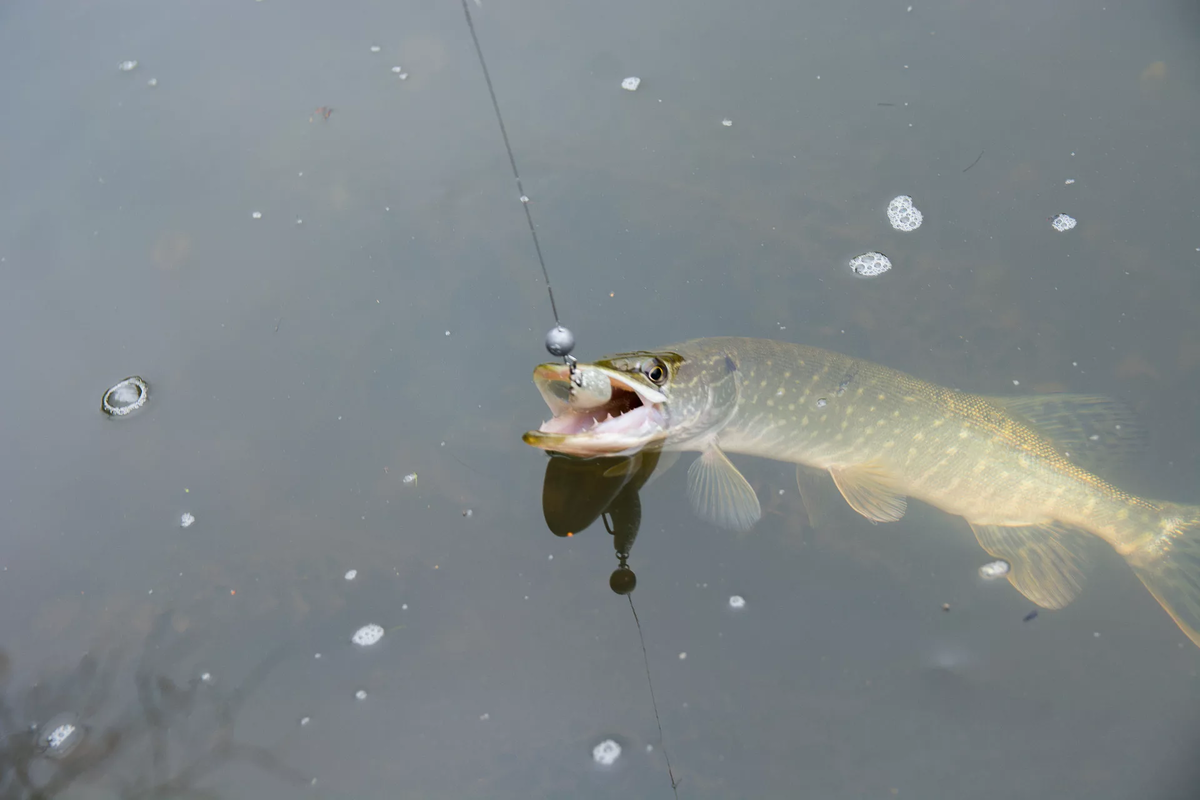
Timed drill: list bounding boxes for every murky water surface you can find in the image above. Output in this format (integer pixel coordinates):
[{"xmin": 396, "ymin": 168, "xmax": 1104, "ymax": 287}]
[{"xmin": 1, "ymin": 0, "xmax": 1199, "ymax": 797}]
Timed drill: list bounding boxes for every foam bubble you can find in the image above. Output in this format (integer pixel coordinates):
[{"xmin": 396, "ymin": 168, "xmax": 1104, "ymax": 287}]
[
  {"xmin": 978, "ymin": 560, "xmax": 1010, "ymax": 579},
  {"xmin": 848, "ymin": 252, "xmax": 892, "ymax": 277},
  {"xmin": 352, "ymin": 623, "xmax": 384, "ymax": 646},
  {"xmin": 887, "ymin": 195, "xmax": 923, "ymax": 232},
  {"xmin": 728, "ymin": 595, "xmax": 746, "ymax": 609},
  {"xmin": 1051, "ymin": 213, "xmax": 1077, "ymax": 232},
  {"xmin": 593, "ymin": 739, "xmax": 621, "ymax": 766},
  {"xmin": 621, "ymin": 77, "xmax": 640, "ymax": 91}
]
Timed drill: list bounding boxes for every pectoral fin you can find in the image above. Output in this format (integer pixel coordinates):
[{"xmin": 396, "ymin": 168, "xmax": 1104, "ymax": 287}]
[
  {"xmin": 687, "ymin": 446, "xmax": 761, "ymax": 532},
  {"xmin": 970, "ymin": 522, "xmax": 1091, "ymax": 609},
  {"xmin": 828, "ymin": 461, "xmax": 908, "ymax": 523}
]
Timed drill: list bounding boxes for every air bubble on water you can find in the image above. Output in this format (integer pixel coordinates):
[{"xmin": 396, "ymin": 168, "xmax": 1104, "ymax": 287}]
[
  {"xmin": 621, "ymin": 77, "xmax": 641, "ymax": 91},
  {"xmin": 1051, "ymin": 213, "xmax": 1076, "ymax": 232},
  {"xmin": 355, "ymin": 689, "xmax": 367, "ymax": 700},
  {"xmin": 398, "ymin": 73, "xmax": 409, "ymax": 80},
  {"xmin": 978, "ymin": 560, "xmax": 1010, "ymax": 579},
  {"xmin": 1064, "ymin": 178, "xmax": 1075, "ymax": 185},
  {"xmin": 391, "ymin": 66, "xmax": 403, "ymax": 74},
  {"xmin": 370, "ymin": 45, "xmax": 381, "ymax": 53},
  {"xmin": 816, "ymin": 397, "xmax": 827, "ymax": 408},
  {"xmin": 520, "ymin": 195, "xmax": 529, "ymax": 203},
  {"xmin": 251, "ymin": 211, "xmax": 262, "ymax": 220},
  {"xmin": 147, "ymin": 78, "xmax": 157, "ymax": 87},
  {"xmin": 729, "ymin": 595, "xmax": 746, "ymax": 609},
  {"xmin": 200, "ymin": 672, "xmax": 214, "ymax": 684},
  {"xmin": 592, "ymin": 739, "xmax": 621, "ymax": 766},
  {"xmin": 344, "ymin": 569, "xmax": 357, "ymax": 580},
  {"xmin": 678, "ymin": 652, "xmax": 687, "ymax": 660},
  {"xmin": 403, "ymin": 473, "xmax": 418, "ymax": 485},
  {"xmin": 38, "ymin": 713, "xmax": 84, "ymax": 759},
  {"xmin": 352, "ymin": 623, "xmax": 384, "ymax": 646},
  {"xmin": 848, "ymin": 251, "xmax": 892, "ymax": 278},
  {"xmin": 180, "ymin": 513, "xmax": 195, "ymax": 529},
  {"xmin": 101, "ymin": 376, "xmax": 148, "ymax": 417},
  {"xmin": 721, "ymin": 118, "xmax": 733, "ymax": 127},
  {"xmin": 118, "ymin": 60, "xmax": 138, "ymax": 72},
  {"xmin": 479, "ymin": 712, "xmax": 490, "ymax": 721},
  {"xmin": 300, "ymin": 716, "xmax": 311, "ymax": 726},
  {"xmin": 886, "ymin": 195, "xmax": 923, "ymax": 232}
]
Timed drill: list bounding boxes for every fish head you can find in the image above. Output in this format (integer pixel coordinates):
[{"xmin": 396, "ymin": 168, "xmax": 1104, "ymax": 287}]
[{"xmin": 523, "ymin": 343, "xmax": 741, "ymax": 457}]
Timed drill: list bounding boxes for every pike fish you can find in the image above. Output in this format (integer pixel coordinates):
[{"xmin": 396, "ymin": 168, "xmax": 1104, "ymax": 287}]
[{"xmin": 524, "ymin": 337, "xmax": 1200, "ymax": 648}]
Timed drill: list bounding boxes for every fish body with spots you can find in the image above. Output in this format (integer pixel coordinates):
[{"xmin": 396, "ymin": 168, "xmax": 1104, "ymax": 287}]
[{"xmin": 525, "ymin": 337, "xmax": 1200, "ymax": 648}]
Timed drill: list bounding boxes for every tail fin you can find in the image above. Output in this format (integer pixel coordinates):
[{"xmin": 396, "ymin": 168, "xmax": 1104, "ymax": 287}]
[{"xmin": 1125, "ymin": 504, "xmax": 1200, "ymax": 648}]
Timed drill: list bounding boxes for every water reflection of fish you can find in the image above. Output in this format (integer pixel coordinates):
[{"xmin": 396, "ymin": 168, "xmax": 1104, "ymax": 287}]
[{"xmin": 524, "ymin": 337, "xmax": 1200, "ymax": 648}]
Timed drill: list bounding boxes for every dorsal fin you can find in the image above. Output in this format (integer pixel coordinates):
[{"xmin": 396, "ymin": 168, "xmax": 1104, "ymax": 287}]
[{"xmin": 986, "ymin": 394, "xmax": 1146, "ymax": 474}]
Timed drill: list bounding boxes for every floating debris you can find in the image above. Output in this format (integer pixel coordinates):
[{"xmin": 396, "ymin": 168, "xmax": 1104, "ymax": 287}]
[
  {"xmin": 1023, "ymin": 609, "xmax": 1039, "ymax": 622},
  {"xmin": 721, "ymin": 118, "xmax": 733, "ymax": 127},
  {"xmin": 462, "ymin": 508, "xmax": 473, "ymax": 518},
  {"xmin": 38, "ymin": 713, "xmax": 84, "ymax": 759},
  {"xmin": 351, "ymin": 623, "xmax": 384, "ymax": 646},
  {"xmin": 1051, "ymin": 213, "xmax": 1077, "ymax": 232},
  {"xmin": 117, "ymin": 60, "xmax": 138, "ymax": 72},
  {"xmin": 403, "ymin": 472, "xmax": 418, "ymax": 485},
  {"xmin": 621, "ymin": 76, "xmax": 641, "ymax": 91},
  {"xmin": 520, "ymin": 195, "xmax": 529, "ymax": 203},
  {"xmin": 978, "ymin": 560, "xmax": 1009, "ymax": 579},
  {"xmin": 728, "ymin": 595, "xmax": 746, "ymax": 609},
  {"xmin": 1064, "ymin": 178, "xmax": 1076, "ymax": 185},
  {"xmin": 180, "ymin": 512, "xmax": 195, "ymax": 529},
  {"xmin": 886, "ymin": 195, "xmax": 923, "ymax": 232},
  {"xmin": 941, "ymin": 603, "xmax": 951, "ymax": 612},
  {"xmin": 101, "ymin": 376, "xmax": 149, "ymax": 417},
  {"xmin": 344, "ymin": 569, "xmax": 357, "ymax": 581},
  {"xmin": 592, "ymin": 739, "xmax": 621, "ymax": 766},
  {"xmin": 310, "ymin": 106, "xmax": 333, "ymax": 122},
  {"xmin": 355, "ymin": 689, "xmax": 367, "ymax": 700},
  {"xmin": 848, "ymin": 251, "xmax": 892, "ymax": 278}
]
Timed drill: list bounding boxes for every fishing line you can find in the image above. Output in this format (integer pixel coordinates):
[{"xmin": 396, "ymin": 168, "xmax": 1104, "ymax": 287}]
[
  {"xmin": 461, "ymin": 6, "xmax": 677, "ymax": 793},
  {"xmin": 629, "ymin": 595, "xmax": 681, "ymax": 798},
  {"xmin": 459, "ymin": 0, "xmax": 574, "ymax": 360}
]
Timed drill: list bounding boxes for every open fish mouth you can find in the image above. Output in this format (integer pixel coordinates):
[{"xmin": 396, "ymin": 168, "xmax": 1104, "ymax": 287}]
[{"xmin": 522, "ymin": 362, "xmax": 668, "ymax": 457}]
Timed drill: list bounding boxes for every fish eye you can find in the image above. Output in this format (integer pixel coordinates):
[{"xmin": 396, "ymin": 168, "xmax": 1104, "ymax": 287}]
[{"xmin": 643, "ymin": 359, "xmax": 667, "ymax": 385}]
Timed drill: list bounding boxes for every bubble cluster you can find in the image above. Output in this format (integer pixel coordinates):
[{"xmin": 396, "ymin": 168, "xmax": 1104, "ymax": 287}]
[
  {"xmin": 117, "ymin": 60, "xmax": 138, "ymax": 72},
  {"xmin": 848, "ymin": 251, "xmax": 892, "ymax": 278},
  {"xmin": 38, "ymin": 713, "xmax": 84, "ymax": 759},
  {"xmin": 592, "ymin": 739, "xmax": 621, "ymax": 766},
  {"xmin": 344, "ymin": 569, "xmax": 357, "ymax": 581},
  {"xmin": 621, "ymin": 77, "xmax": 640, "ymax": 91},
  {"xmin": 352, "ymin": 623, "xmax": 384, "ymax": 646},
  {"xmin": 887, "ymin": 195, "xmax": 923, "ymax": 232},
  {"xmin": 978, "ymin": 560, "xmax": 1010, "ymax": 579},
  {"xmin": 180, "ymin": 513, "xmax": 195, "ymax": 529},
  {"xmin": 728, "ymin": 595, "xmax": 746, "ymax": 609},
  {"xmin": 1051, "ymin": 213, "xmax": 1077, "ymax": 232},
  {"xmin": 101, "ymin": 376, "xmax": 149, "ymax": 417}
]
